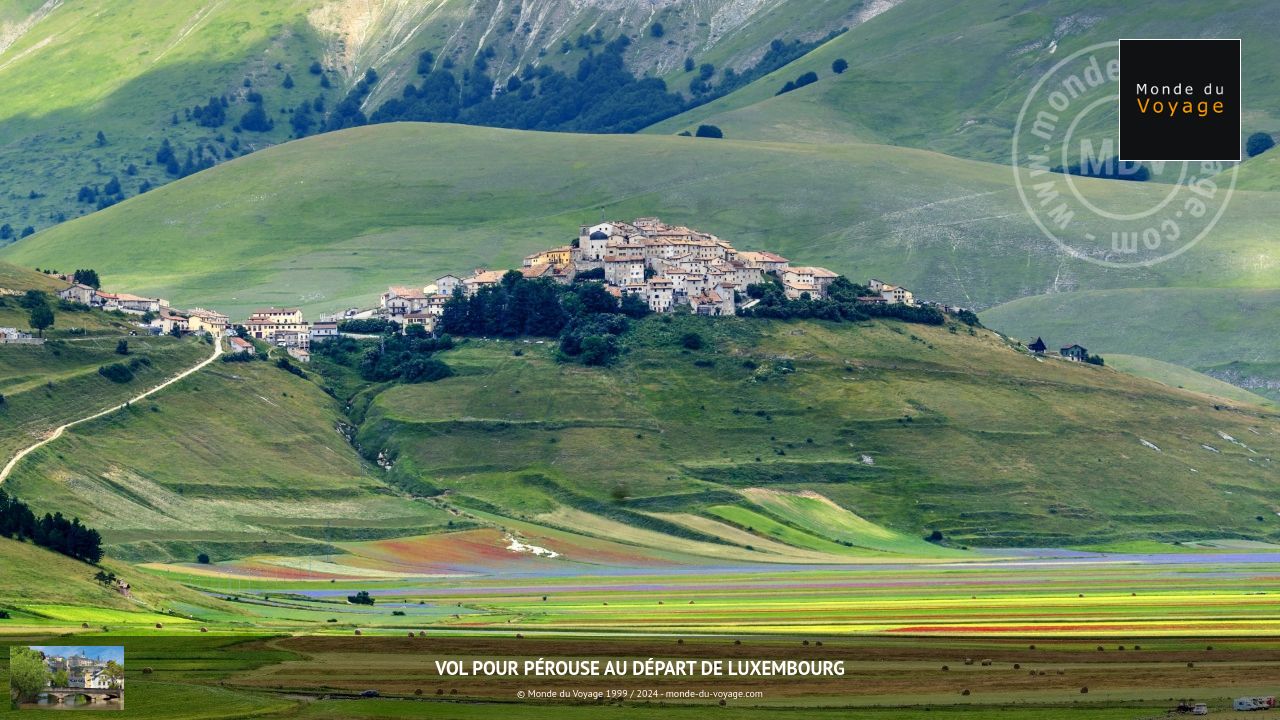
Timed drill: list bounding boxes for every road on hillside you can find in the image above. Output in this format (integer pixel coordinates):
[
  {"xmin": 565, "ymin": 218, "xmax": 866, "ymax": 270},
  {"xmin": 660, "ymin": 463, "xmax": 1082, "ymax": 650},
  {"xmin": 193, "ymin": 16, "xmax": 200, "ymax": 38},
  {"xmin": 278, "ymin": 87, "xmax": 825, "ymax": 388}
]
[{"xmin": 0, "ymin": 337, "xmax": 223, "ymax": 483}]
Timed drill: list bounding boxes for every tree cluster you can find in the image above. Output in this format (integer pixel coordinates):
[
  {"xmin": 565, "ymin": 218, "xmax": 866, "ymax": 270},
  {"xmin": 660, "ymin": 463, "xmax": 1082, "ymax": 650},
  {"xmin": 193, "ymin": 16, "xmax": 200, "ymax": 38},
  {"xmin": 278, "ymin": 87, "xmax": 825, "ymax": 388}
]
[
  {"xmin": 20, "ymin": 289, "xmax": 54, "ymax": 336},
  {"xmin": 72, "ymin": 268, "xmax": 101, "ymax": 289},
  {"xmin": 371, "ymin": 37, "xmax": 685, "ymax": 134},
  {"xmin": 1247, "ymin": 131, "xmax": 1275, "ymax": 158},
  {"xmin": 313, "ymin": 329, "xmax": 456, "ymax": 384},
  {"xmin": 777, "ymin": 70, "xmax": 818, "ymax": 95},
  {"xmin": 0, "ymin": 490, "xmax": 104, "ymax": 564},
  {"xmin": 438, "ymin": 272, "xmax": 640, "ymax": 366},
  {"xmin": 741, "ymin": 276, "xmax": 946, "ymax": 326},
  {"xmin": 1051, "ymin": 157, "xmax": 1149, "ymax": 181}
]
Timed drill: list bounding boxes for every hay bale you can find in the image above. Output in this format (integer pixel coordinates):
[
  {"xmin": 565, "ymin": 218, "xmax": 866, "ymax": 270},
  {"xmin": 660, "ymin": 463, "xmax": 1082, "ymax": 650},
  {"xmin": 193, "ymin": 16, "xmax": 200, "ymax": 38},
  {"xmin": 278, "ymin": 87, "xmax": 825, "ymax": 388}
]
[
  {"xmin": 1117, "ymin": 645, "xmax": 1125, "ymax": 651},
  {"xmin": 961, "ymin": 689, "xmax": 970, "ymax": 696},
  {"xmin": 418, "ymin": 631, "xmax": 426, "ymax": 637},
  {"xmin": 354, "ymin": 629, "xmax": 362, "ymax": 635},
  {"xmin": 407, "ymin": 632, "xmax": 415, "ymax": 637},
  {"xmin": 815, "ymin": 641, "xmax": 823, "ymax": 647},
  {"xmin": 1134, "ymin": 644, "xmax": 1141, "ymax": 650},
  {"xmin": 436, "ymin": 688, "xmax": 444, "ymax": 695},
  {"xmin": 142, "ymin": 667, "xmax": 154, "ymax": 675},
  {"xmin": 81, "ymin": 622, "xmax": 89, "ymax": 629},
  {"xmin": 155, "ymin": 622, "xmax": 164, "ymax": 629},
  {"xmin": 980, "ymin": 659, "xmax": 992, "ymax": 666},
  {"xmin": 515, "ymin": 633, "xmax": 524, "ymax": 639},
  {"xmin": 1080, "ymin": 686, "xmax": 1088, "ymax": 694},
  {"xmin": 1205, "ymin": 645, "xmax": 1213, "ymax": 651},
  {"xmin": 1187, "ymin": 662, "xmax": 1195, "ymax": 668},
  {"xmin": 1028, "ymin": 644, "xmax": 1036, "ymax": 650},
  {"xmin": 1096, "ymin": 646, "xmax": 1104, "ymax": 651},
  {"xmin": 1013, "ymin": 663, "xmax": 1020, "ymax": 669},
  {"xmin": 414, "ymin": 689, "xmax": 422, "ymax": 696},
  {"xmin": 677, "ymin": 638, "xmax": 684, "ymax": 645},
  {"xmin": 200, "ymin": 627, "xmax": 208, "ymax": 633},
  {"xmin": 1028, "ymin": 670, "xmax": 1036, "ymax": 676},
  {"xmin": 963, "ymin": 658, "xmax": 974, "ymax": 665},
  {"xmin": 733, "ymin": 639, "xmax": 741, "ymax": 645},
  {"xmin": 941, "ymin": 665, "xmax": 949, "ymax": 671},
  {"xmin": 802, "ymin": 640, "xmax": 810, "ymax": 646}
]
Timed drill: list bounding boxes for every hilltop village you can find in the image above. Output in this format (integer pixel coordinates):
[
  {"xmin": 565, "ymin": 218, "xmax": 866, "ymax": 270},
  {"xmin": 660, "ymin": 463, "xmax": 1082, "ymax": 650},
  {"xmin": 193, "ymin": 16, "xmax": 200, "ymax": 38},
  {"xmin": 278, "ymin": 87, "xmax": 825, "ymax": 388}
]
[
  {"xmin": 31, "ymin": 219, "xmax": 1049, "ymax": 364},
  {"xmin": 375, "ymin": 217, "xmax": 921, "ymax": 330}
]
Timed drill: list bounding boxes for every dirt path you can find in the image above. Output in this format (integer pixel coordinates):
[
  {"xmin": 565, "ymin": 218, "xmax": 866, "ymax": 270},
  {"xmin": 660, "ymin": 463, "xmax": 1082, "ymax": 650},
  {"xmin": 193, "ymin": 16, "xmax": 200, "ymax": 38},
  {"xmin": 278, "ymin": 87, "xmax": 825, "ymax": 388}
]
[{"xmin": 0, "ymin": 337, "xmax": 222, "ymax": 483}]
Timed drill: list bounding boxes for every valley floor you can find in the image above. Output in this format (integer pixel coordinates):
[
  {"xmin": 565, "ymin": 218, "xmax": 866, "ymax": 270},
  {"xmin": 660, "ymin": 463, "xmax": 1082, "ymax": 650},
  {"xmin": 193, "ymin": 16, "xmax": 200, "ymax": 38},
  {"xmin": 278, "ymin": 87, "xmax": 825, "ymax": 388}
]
[{"xmin": 4, "ymin": 536, "xmax": 1280, "ymax": 718}]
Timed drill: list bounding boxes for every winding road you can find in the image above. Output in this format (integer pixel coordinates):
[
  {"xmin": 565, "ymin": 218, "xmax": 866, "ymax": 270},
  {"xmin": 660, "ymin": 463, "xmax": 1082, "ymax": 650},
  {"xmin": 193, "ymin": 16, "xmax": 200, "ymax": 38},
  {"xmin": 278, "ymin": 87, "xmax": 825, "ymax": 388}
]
[{"xmin": 0, "ymin": 337, "xmax": 222, "ymax": 484}]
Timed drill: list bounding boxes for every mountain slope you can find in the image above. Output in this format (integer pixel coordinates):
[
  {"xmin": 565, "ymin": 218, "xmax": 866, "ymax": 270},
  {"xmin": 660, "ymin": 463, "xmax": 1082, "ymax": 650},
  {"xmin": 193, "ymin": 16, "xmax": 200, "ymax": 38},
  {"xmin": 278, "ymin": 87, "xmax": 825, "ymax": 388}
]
[
  {"xmin": 4, "ymin": 122, "xmax": 1279, "ymax": 321},
  {"xmin": 0, "ymin": 0, "xmax": 864, "ymax": 237},
  {"xmin": 648, "ymin": 0, "xmax": 1280, "ymax": 160}
]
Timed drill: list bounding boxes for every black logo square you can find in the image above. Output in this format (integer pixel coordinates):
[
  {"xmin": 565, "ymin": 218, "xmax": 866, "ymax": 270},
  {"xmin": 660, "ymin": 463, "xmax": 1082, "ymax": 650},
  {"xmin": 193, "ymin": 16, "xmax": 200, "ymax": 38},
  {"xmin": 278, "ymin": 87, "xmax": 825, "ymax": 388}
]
[{"xmin": 1119, "ymin": 39, "xmax": 1240, "ymax": 161}]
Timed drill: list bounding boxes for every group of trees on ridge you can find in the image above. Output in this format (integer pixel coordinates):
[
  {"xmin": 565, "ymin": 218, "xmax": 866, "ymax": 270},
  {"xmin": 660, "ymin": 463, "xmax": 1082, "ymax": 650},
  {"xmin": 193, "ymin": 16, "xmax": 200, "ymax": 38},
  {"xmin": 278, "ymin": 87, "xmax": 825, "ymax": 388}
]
[{"xmin": 0, "ymin": 489, "xmax": 104, "ymax": 564}]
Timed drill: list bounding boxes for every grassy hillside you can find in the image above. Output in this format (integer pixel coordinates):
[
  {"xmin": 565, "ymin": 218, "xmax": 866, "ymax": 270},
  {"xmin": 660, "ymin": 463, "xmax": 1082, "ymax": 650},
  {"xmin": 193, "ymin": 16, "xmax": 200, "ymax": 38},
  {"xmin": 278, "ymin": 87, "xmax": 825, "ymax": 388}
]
[
  {"xmin": 648, "ymin": 0, "xmax": 1280, "ymax": 160},
  {"xmin": 981, "ymin": 288, "xmax": 1280, "ymax": 384},
  {"xmin": 4, "ymin": 123, "xmax": 1280, "ymax": 321},
  {"xmin": 0, "ymin": 0, "xmax": 860, "ymax": 238},
  {"xmin": 1106, "ymin": 354, "xmax": 1274, "ymax": 408},
  {"xmin": 0, "ymin": 261, "xmax": 210, "ymax": 460},
  {"xmin": 354, "ymin": 315, "xmax": 1280, "ymax": 547},
  {"xmin": 3, "ymin": 357, "xmax": 447, "ymax": 562},
  {"xmin": 0, "ymin": 535, "xmax": 237, "ymax": 625}
]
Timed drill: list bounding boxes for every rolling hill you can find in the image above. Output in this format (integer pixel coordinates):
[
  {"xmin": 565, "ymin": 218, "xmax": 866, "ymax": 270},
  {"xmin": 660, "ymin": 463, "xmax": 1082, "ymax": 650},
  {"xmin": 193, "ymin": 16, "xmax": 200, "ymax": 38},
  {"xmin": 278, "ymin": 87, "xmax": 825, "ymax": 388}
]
[
  {"xmin": 981, "ymin": 288, "xmax": 1280, "ymax": 395},
  {"xmin": 4, "ymin": 122, "xmax": 1279, "ymax": 322},
  {"xmin": 353, "ymin": 315, "xmax": 1280, "ymax": 547},
  {"xmin": 648, "ymin": 0, "xmax": 1280, "ymax": 160},
  {"xmin": 7, "ymin": 311, "xmax": 1280, "ymax": 558},
  {"xmin": 0, "ymin": 0, "xmax": 869, "ymax": 237},
  {"xmin": 3, "ymin": 357, "xmax": 451, "ymax": 563}
]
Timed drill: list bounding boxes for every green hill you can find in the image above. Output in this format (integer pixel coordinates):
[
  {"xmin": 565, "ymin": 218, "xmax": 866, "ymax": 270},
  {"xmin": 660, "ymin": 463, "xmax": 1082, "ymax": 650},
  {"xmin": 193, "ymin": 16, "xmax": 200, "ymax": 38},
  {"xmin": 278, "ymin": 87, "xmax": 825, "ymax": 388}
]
[
  {"xmin": 1105, "ymin": 354, "xmax": 1274, "ymax": 408},
  {"xmin": 4, "ymin": 123, "xmax": 1280, "ymax": 322},
  {"xmin": 981, "ymin": 288, "xmax": 1280, "ymax": 387},
  {"xmin": 0, "ymin": 535, "xmax": 236, "ymax": 626},
  {"xmin": 648, "ymin": 0, "xmax": 1280, "ymax": 160},
  {"xmin": 352, "ymin": 315, "xmax": 1280, "ymax": 547},
  {"xmin": 0, "ymin": 0, "xmax": 860, "ymax": 238},
  {"xmin": 9, "ymin": 313, "xmax": 1279, "ymax": 555},
  {"xmin": 3, "ymin": 357, "xmax": 449, "ymax": 563}
]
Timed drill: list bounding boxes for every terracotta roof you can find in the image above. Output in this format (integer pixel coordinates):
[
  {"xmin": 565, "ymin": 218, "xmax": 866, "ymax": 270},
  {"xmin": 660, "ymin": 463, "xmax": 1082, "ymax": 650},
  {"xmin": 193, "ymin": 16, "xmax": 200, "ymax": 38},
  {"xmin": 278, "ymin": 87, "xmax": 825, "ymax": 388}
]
[{"xmin": 388, "ymin": 286, "xmax": 427, "ymax": 299}]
